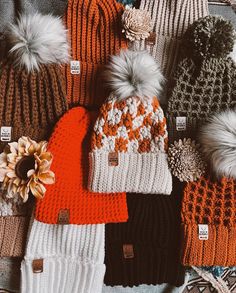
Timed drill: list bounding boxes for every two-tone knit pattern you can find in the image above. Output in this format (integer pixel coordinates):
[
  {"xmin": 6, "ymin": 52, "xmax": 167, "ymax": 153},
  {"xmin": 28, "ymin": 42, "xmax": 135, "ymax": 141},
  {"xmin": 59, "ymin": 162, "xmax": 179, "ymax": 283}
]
[
  {"xmin": 89, "ymin": 96, "xmax": 172, "ymax": 194},
  {"xmin": 64, "ymin": 0, "xmax": 127, "ymax": 108},
  {"xmin": 35, "ymin": 107, "xmax": 128, "ymax": 225},
  {"xmin": 181, "ymin": 176, "xmax": 236, "ymax": 266},
  {"xmin": 130, "ymin": 0, "xmax": 209, "ymax": 78}
]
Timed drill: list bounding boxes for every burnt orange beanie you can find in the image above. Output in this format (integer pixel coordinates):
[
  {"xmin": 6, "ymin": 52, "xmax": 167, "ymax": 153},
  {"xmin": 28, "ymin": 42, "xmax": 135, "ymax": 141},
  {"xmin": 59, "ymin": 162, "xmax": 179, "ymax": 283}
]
[
  {"xmin": 65, "ymin": 0, "xmax": 127, "ymax": 108},
  {"xmin": 181, "ymin": 175, "xmax": 236, "ymax": 266},
  {"xmin": 35, "ymin": 107, "xmax": 128, "ymax": 225}
]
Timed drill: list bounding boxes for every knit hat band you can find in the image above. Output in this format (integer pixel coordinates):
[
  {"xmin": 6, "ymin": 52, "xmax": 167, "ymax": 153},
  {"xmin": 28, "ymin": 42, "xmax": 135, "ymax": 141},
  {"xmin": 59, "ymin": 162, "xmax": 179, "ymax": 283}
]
[
  {"xmin": 0, "ymin": 216, "xmax": 30, "ymax": 257},
  {"xmin": 181, "ymin": 224, "xmax": 236, "ymax": 266},
  {"xmin": 89, "ymin": 152, "xmax": 172, "ymax": 194}
]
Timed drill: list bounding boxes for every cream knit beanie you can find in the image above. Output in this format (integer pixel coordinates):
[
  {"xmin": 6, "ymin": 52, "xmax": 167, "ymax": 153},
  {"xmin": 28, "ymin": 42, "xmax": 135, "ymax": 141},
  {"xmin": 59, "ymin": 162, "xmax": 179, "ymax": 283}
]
[
  {"xmin": 21, "ymin": 220, "xmax": 105, "ymax": 293},
  {"xmin": 130, "ymin": 0, "xmax": 209, "ymax": 78}
]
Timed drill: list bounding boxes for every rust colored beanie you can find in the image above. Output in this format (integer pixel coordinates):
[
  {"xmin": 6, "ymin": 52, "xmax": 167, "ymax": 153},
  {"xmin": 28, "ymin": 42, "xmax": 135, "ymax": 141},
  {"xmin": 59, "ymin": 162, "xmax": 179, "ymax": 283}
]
[
  {"xmin": 105, "ymin": 191, "xmax": 185, "ymax": 287},
  {"xmin": 181, "ymin": 176, "xmax": 236, "ymax": 266},
  {"xmin": 35, "ymin": 107, "xmax": 128, "ymax": 225},
  {"xmin": 64, "ymin": 0, "xmax": 127, "ymax": 108},
  {"xmin": 0, "ymin": 12, "xmax": 69, "ymax": 258}
]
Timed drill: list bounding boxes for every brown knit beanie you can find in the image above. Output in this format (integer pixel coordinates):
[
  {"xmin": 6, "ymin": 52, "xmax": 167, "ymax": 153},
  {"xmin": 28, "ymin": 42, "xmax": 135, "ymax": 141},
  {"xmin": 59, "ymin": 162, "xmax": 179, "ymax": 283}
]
[
  {"xmin": 104, "ymin": 189, "xmax": 185, "ymax": 287},
  {"xmin": 0, "ymin": 12, "xmax": 69, "ymax": 257},
  {"xmin": 64, "ymin": 0, "xmax": 127, "ymax": 108}
]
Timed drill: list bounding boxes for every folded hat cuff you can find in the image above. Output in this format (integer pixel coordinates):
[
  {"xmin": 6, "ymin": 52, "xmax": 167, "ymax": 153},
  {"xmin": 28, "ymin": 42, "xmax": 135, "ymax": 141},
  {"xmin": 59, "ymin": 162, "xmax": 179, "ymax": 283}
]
[
  {"xmin": 0, "ymin": 216, "xmax": 30, "ymax": 257},
  {"xmin": 181, "ymin": 224, "xmax": 236, "ymax": 266},
  {"xmin": 89, "ymin": 152, "xmax": 172, "ymax": 195},
  {"xmin": 21, "ymin": 257, "xmax": 106, "ymax": 293}
]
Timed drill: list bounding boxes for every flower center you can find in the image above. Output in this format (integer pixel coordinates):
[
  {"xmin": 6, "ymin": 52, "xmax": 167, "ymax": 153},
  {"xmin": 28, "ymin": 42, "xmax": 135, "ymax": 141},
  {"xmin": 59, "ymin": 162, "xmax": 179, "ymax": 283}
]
[{"xmin": 15, "ymin": 156, "xmax": 35, "ymax": 181}]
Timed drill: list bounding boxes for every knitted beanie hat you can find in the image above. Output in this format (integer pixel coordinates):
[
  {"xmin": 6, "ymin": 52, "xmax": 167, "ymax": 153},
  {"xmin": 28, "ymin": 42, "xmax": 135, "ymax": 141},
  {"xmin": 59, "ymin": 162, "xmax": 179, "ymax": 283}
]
[
  {"xmin": 166, "ymin": 15, "xmax": 236, "ymax": 144},
  {"xmin": 104, "ymin": 192, "xmax": 185, "ymax": 287},
  {"xmin": 21, "ymin": 220, "xmax": 105, "ymax": 293},
  {"xmin": 0, "ymin": 13, "xmax": 69, "ymax": 257},
  {"xmin": 129, "ymin": 0, "xmax": 209, "ymax": 78},
  {"xmin": 64, "ymin": 0, "xmax": 127, "ymax": 108},
  {"xmin": 181, "ymin": 176, "xmax": 236, "ymax": 266},
  {"xmin": 89, "ymin": 49, "xmax": 172, "ymax": 194},
  {"xmin": 35, "ymin": 107, "xmax": 128, "ymax": 225}
]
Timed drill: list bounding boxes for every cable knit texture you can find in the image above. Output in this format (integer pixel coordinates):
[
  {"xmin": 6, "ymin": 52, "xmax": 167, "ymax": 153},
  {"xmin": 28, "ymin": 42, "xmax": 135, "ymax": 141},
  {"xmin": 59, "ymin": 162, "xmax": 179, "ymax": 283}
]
[
  {"xmin": 104, "ymin": 193, "xmax": 185, "ymax": 287},
  {"xmin": 21, "ymin": 220, "xmax": 105, "ymax": 293},
  {"xmin": 130, "ymin": 0, "xmax": 209, "ymax": 78},
  {"xmin": 181, "ymin": 176, "xmax": 236, "ymax": 266},
  {"xmin": 89, "ymin": 96, "xmax": 172, "ymax": 194},
  {"xmin": 64, "ymin": 0, "xmax": 127, "ymax": 108},
  {"xmin": 35, "ymin": 107, "xmax": 128, "ymax": 224}
]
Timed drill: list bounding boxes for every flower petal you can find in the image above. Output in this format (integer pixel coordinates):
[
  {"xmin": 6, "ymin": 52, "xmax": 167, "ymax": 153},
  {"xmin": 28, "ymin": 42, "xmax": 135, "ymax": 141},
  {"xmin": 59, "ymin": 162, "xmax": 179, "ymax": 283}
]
[
  {"xmin": 38, "ymin": 171, "xmax": 55, "ymax": 184},
  {"xmin": 30, "ymin": 180, "xmax": 46, "ymax": 200}
]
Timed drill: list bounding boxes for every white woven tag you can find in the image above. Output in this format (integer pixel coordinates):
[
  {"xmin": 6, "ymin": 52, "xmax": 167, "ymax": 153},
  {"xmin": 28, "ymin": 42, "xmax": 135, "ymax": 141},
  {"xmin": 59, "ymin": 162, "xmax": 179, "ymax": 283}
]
[
  {"xmin": 176, "ymin": 117, "xmax": 186, "ymax": 131},
  {"xmin": 198, "ymin": 224, "xmax": 208, "ymax": 240},
  {"xmin": 70, "ymin": 61, "xmax": 80, "ymax": 74},
  {"xmin": 1, "ymin": 127, "xmax": 12, "ymax": 142}
]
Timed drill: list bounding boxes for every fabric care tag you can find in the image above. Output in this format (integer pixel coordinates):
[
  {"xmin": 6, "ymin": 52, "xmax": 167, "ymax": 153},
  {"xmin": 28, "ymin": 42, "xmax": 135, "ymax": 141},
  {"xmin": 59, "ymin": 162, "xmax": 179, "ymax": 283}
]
[
  {"xmin": 70, "ymin": 60, "xmax": 80, "ymax": 74},
  {"xmin": 32, "ymin": 259, "xmax": 44, "ymax": 273},
  {"xmin": 0, "ymin": 126, "xmax": 12, "ymax": 142},
  {"xmin": 145, "ymin": 32, "xmax": 156, "ymax": 46},
  {"xmin": 57, "ymin": 209, "xmax": 70, "ymax": 224},
  {"xmin": 123, "ymin": 244, "xmax": 134, "ymax": 259},
  {"xmin": 198, "ymin": 224, "xmax": 209, "ymax": 240},
  {"xmin": 176, "ymin": 117, "xmax": 187, "ymax": 131},
  {"xmin": 108, "ymin": 152, "xmax": 119, "ymax": 167}
]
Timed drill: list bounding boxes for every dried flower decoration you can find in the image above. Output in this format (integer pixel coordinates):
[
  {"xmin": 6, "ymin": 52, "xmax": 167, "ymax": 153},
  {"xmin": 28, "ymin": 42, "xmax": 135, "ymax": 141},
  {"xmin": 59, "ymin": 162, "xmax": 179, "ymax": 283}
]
[
  {"xmin": 121, "ymin": 6, "xmax": 153, "ymax": 41},
  {"xmin": 168, "ymin": 138, "xmax": 206, "ymax": 182},
  {"xmin": 0, "ymin": 136, "xmax": 55, "ymax": 202}
]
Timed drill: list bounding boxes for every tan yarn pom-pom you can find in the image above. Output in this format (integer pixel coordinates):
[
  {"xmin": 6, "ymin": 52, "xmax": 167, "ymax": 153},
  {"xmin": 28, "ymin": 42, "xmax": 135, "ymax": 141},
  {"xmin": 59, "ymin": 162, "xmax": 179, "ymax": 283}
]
[
  {"xmin": 121, "ymin": 6, "xmax": 152, "ymax": 41},
  {"xmin": 168, "ymin": 138, "xmax": 206, "ymax": 182}
]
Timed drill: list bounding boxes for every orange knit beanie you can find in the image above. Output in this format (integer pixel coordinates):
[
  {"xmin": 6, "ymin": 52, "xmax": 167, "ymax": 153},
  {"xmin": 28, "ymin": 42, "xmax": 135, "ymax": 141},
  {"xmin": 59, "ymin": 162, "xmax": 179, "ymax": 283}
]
[
  {"xmin": 35, "ymin": 107, "xmax": 128, "ymax": 225},
  {"xmin": 64, "ymin": 0, "xmax": 127, "ymax": 108},
  {"xmin": 181, "ymin": 175, "xmax": 236, "ymax": 266}
]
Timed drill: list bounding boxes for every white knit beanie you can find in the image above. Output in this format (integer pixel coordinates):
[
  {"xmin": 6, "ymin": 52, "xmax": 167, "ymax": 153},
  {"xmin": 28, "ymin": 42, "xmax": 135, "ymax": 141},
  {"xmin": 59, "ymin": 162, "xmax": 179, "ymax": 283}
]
[
  {"xmin": 21, "ymin": 220, "xmax": 105, "ymax": 293},
  {"xmin": 130, "ymin": 0, "xmax": 209, "ymax": 78}
]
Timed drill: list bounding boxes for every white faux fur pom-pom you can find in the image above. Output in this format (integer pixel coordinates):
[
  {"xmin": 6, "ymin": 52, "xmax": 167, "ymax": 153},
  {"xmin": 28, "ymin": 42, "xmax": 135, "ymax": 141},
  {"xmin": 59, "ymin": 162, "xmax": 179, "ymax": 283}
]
[
  {"xmin": 7, "ymin": 13, "xmax": 70, "ymax": 71},
  {"xmin": 105, "ymin": 49, "xmax": 165, "ymax": 101},
  {"xmin": 199, "ymin": 110, "xmax": 236, "ymax": 179}
]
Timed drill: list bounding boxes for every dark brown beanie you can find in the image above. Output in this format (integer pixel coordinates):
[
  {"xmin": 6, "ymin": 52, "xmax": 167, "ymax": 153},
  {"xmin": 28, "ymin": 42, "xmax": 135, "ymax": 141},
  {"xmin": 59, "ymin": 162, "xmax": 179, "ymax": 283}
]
[{"xmin": 104, "ymin": 190, "xmax": 185, "ymax": 287}]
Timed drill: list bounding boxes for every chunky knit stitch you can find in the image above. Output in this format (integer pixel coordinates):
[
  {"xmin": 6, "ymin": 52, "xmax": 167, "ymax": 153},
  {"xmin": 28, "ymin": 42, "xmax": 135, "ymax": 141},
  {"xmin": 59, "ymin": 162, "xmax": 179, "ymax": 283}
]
[
  {"xmin": 181, "ymin": 176, "xmax": 236, "ymax": 266},
  {"xmin": 35, "ymin": 107, "xmax": 128, "ymax": 225},
  {"xmin": 64, "ymin": 0, "xmax": 127, "ymax": 108}
]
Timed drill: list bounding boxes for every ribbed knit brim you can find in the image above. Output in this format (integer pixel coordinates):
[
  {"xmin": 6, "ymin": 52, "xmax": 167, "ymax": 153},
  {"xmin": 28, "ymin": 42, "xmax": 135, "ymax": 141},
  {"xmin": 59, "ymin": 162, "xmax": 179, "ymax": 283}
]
[
  {"xmin": 130, "ymin": 0, "xmax": 209, "ymax": 78},
  {"xmin": 21, "ymin": 220, "xmax": 106, "ymax": 293},
  {"xmin": 64, "ymin": 0, "xmax": 127, "ymax": 108},
  {"xmin": 0, "ymin": 216, "xmax": 30, "ymax": 257},
  {"xmin": 104, "ymin": 193, "xmax": 185, "ymax": 287}
]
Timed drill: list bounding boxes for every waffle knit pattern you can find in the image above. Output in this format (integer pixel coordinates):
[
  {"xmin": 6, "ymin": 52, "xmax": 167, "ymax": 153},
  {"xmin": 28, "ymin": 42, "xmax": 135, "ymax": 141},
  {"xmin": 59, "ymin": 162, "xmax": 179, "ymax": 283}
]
[
  {"xmin": 21, "ymin": 220, "xmax": 105, "ymax": 293},
  {"xmin": 89, "ymin": 96, "xmax": 172, "ymax": 194},
  {"xmin": 166, "ymin": 58, "xmax": 236, "ymax": 143},
  {"xmin": 181, "ymin": 176, "xmax": 236, "ymax": 266},
  {"xmin": 64, "ymin": 0, "xmax": 127, "ymax": 108},
  {"xmin": 130, "ymin": 0, "xmax": 209, "ymax": 78},
  {"xmin": 35, "ymin": 107, "xmax": 128, "ymax": 225},
  {"xmin": 104, "ymin": 193, "xmax": 185, "ymax": 287}
]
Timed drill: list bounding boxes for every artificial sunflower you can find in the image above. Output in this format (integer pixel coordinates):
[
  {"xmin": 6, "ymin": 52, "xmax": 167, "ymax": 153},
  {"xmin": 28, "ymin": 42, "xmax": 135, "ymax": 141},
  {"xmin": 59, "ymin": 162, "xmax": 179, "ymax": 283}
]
[{"xmin": 0, "ymin": 136, "xmax": 55, "ymax": 202}]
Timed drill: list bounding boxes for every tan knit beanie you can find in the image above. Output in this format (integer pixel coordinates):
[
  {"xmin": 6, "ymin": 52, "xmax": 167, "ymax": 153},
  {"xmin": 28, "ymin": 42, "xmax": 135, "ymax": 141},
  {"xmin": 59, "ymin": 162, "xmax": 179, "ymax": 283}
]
[
  {"xmin": 130, "ymin": 0, "xmax": 209, "ymax": 78},
  {"xmin": 0, "ymin": 12, "xmax": 69, "ymax": 257}
]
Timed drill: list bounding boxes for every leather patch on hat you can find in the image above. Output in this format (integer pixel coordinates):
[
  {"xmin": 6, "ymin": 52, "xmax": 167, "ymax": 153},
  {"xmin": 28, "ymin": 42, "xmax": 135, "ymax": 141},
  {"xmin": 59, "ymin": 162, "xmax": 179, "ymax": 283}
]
[
  {"xmin": 123, "ymin": 244, "xmax": 134, "ymax": 259},
  {"xmin": 32, "ymin": 259, "xmax": 43, "ymax": 273},
  {"xmin": 58, "ymin": 209, "xmax": 70, "ymax": 224},
  {"xmin": 145, "ymin": 32, "xmax": 156, "ymax": 46},
  {"xmin": 108, "ymin": 152, "xmax": 119, "ymax": 166}
]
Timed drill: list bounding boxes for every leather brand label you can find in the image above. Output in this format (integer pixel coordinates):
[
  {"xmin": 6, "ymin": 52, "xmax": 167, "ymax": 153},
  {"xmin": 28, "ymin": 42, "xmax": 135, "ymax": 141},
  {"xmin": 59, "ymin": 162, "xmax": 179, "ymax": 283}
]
[
  {"xmin": 145, "ymin": 32, "xmax": 156, "ymax": 46},
  {"xmin": 32, "ymin": 259, "xmax": 43, "ymax": 273},
  {"xmin": 58, "ymin": 209, "xmax": 70, "ymax": 225},
  {"xmin": 108, "ymin": 152, "xmax": 119, "ymax": 166},
  {"xmin": 123, "ymin": 244, "xmax": 134, "ymax": 259}
]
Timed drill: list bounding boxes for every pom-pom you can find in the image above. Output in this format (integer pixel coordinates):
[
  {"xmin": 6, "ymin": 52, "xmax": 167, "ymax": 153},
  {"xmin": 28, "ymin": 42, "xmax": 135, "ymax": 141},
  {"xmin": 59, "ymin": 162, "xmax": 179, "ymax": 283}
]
[
  {"xmin": 199, "ymin": 111, "xmax": 236, "ymax": 179},
  {"xmin": 168, "ymin": 138, "xmax": 206, "ymax": 182},
  {"xmin": 105, "ymin": 49, "xmax": 164, "ymax": 101},
  {"xmin": 7, "ymin": 13, "xmax": 70, "ymax": 71},
  {"xmin": 122, "ymin": 6, "xmax": 153, "ymax": 41},
  {"xmin": 183, "ymin": 15, "xmax": 236, "ymax": 60}
]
